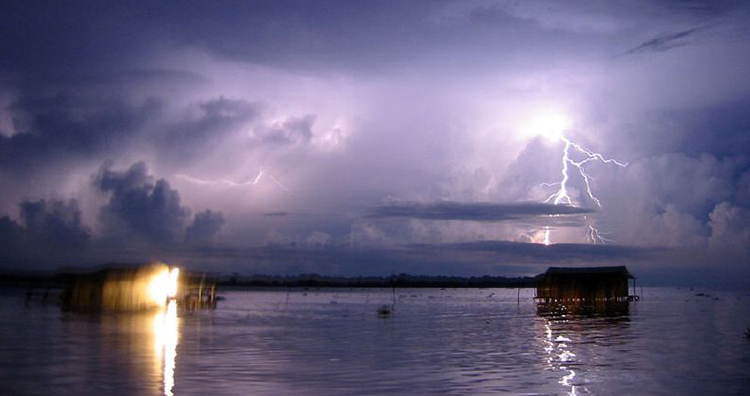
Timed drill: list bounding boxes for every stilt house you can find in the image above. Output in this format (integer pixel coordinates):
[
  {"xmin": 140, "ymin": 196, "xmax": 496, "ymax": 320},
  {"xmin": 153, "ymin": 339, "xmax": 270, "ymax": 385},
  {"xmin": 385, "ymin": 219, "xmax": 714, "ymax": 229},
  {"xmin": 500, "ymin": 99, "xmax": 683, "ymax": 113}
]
[{"xmin": 535, "ymin": 266, "xmax": 637, "ymax": 303}]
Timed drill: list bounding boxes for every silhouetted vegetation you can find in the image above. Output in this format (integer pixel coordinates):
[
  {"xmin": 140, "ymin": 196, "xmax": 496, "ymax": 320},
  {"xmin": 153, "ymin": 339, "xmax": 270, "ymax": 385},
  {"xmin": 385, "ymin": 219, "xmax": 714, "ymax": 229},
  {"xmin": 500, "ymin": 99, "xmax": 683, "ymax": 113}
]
[
  {"xmin": 1, "ymin": 269, "xmax": 539, "ymax": 290},
  {"xmin": 0, "ymin": 270, "xmax": 63, "ymax": 288},
  {"xmin": 219, "ymin": 273, "xmax": 539, "ymax": 288}
]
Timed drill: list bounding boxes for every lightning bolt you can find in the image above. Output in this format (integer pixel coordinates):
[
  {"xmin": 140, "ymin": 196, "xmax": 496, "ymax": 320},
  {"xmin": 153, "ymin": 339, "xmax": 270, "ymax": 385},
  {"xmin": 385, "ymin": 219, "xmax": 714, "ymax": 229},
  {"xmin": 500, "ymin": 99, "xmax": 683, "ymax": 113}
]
[
  {"xmin": 543, "ymin": 137, "xmax": 626, "ymax": 245},
  {"xmin": 586, "ymin": 223, "xmax": 613, "ymax": 244},
  {"xmin": 176, "ymin": 168, "xmax": 289, "ymax": 191}
]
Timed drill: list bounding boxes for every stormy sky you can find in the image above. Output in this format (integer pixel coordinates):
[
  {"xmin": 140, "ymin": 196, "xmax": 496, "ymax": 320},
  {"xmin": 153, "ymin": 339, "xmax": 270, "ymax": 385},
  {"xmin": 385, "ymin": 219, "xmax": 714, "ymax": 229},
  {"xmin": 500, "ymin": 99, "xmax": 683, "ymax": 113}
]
[{"xmin": 2, "ymin": 0, "xmax": 749, "ymax": 285}]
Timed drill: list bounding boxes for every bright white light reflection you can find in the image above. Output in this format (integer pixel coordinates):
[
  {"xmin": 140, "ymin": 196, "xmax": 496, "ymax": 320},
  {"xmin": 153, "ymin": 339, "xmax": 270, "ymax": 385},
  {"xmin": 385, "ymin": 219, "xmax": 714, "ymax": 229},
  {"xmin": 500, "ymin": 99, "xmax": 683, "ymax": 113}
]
[
  {"xmin": 153, "ymin": 300, "xmax": 179, "ymax": 396},
  {"xmin": 542, "ymin": 320, "xmax": 586, "ymax": 396}
]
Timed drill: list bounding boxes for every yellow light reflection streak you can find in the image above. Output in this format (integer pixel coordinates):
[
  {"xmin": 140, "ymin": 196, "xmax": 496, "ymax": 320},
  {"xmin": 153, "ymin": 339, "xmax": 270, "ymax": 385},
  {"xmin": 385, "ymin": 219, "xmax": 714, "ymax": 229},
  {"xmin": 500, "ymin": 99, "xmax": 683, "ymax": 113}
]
[
  {"xmin": 153, "ymin": 300, "xmax": 179, "ymax": 396},
  {"xmin": 151, "ymin": 266, "xmax": 180, "ymax": 396}
]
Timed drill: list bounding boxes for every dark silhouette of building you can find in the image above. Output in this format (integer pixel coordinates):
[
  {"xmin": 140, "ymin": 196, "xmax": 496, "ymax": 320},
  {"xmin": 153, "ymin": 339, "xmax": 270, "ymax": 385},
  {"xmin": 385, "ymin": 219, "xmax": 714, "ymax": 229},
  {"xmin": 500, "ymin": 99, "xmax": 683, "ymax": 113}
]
[
  {"xmin": 59, "ymin": 264, "xmax": 217, "ymax": 312},
  {"xmin": 535, "ymin": 266, "xmax": 637, "ymax": 303}
]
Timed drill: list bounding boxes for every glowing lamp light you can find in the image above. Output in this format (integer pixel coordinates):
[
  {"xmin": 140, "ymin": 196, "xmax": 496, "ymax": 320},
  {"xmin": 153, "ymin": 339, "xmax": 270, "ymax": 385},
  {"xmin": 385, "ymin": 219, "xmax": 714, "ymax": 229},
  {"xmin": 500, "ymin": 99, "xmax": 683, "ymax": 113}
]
[
  {"xmin": 148, "ymin": 266, "xmax": 180, "ymax": 307},
  {"xmin": 167, "ymin": 268, "xmax": 179, "ymax": 298}
]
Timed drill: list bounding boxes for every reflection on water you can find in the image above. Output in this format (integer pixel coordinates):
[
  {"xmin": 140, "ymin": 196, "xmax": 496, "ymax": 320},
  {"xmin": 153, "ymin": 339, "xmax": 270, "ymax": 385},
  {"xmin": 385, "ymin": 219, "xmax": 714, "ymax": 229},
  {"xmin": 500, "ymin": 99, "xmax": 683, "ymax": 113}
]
[
  {"xmin": 536, "ymin": 304, "xmax": 635, "ymax": 396},
  {"xmin": 540, "ymin": 317, "xmax": 587, "ymax": 396},
  {"xmin": 2, "ymin": 288, "xmax": 750, "ymax": 395},
  {"xmin": 537, "ymin": 301, "xmax": 630, "ymax": 317},
  {"xmin": 153, "ymin": 300, "xmax": 179, "ymax": 396},
  {"xmin": 536, "ymin": 302, "xmax": 631, "ymax": 394}
]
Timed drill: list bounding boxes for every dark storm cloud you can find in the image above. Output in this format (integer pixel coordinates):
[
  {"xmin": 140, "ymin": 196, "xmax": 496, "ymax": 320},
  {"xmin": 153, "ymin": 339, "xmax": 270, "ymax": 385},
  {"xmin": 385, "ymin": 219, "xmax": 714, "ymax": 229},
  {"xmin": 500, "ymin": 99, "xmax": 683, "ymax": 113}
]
[
  {"xmin": 93, "ymin": 161, "xmax": 228, "ymax": 248},
  {"xmin": 0, "ymin": 161, "xmax": 229, "ymax": 268},
  {"xmin": 264, "ymin": 212, "xmax": 291, "ymax": 217},
  {"xmin": 0, "ymin": 0, "xmax": 556, "ymax": 77},
  {"xmin": 0, "ymin": 1, "xmax": 164, "ymax": 90},
  {"xmin": 0, "ymin": 95, "xmax": 161, "ymax": 174},
  {"xmin": 466, "ymin": 4, "xmax": 530, "ymax": 27},
  {"xmin": 598, "ymin": 95, "xmax": 750, "ymax": 159},
  {"xmin": 186, "ymin": 210, "xmax": 225, "ymax": 247},
  {"xmin": 660, "ymin": 94, "xmax": 750, "ymax": 157},
  {"xmin": 18, "ymin": 199, "xmax": 90, "ymax": 249},
  {"xmin": 158, "ymin": 97, "xmax": 260, "ymax": 164},
  {"xmin": 145, "ymin": 0, "xmax": 458, "ymax": 71},
  {"xmin": 665, "ymin": 0, "xmax": 744, "ymax": 14},
  {"xmin": 94, "ymin": 162, "xmax": 190, "ymax": 244},
  {"xmin": 415, "ymin": 240, "xmax": 655, "ymax": 262},
  {"xmin": 369, "ymin": 201, "xmax": 593, "ymax": 222},
  {"xmin": 153, "ymin": 98, "xmax": 317, "ymax": 171},
  {"xmin": 624, "ymin": 27, "xmax": 704, "ymax": 55},
  {"xmin": 0, "ymin": 0, "xmax": 744, "ymax": 82},
  {"xmin": 0, "ymin": 198, "xmax": 90, "ymax": 264},
  {"xmin": 0, "ymin": 1, "xmax": 437, "ymax": 78},
  {"xmin": 164, "ymin": 239, "xmax": 656, "ymax": 276},
  {"xmin": 118, "ymin": 68, "xmax": 210, "ymax": 86}
]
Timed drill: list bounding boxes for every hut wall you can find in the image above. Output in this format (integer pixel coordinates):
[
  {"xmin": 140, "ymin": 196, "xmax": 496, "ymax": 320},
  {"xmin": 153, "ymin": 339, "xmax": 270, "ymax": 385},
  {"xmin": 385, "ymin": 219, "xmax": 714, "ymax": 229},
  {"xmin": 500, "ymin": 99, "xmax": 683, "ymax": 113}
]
[
  {"xmin": 62, "ymin": 264, "xmax": 170, "ymax": 312},
  {"xmin": 536, "ymin": 273, "xmax": 629, "ymax": 302},
  {"xmin": 63, "ymin": 277, "xmax": 104, "ymax": 311}
]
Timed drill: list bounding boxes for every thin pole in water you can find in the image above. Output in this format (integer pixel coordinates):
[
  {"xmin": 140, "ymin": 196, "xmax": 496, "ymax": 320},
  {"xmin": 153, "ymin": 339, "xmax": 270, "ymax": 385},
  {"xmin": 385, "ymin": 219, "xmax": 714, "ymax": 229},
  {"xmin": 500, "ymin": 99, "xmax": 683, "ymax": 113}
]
[
  {"xmin": 392, "ymin": 283, "xmax": 396, "ymax": 310},
  {"xmin": 391, "ymin": 271, "xmax": 396, "ymax": 311}
]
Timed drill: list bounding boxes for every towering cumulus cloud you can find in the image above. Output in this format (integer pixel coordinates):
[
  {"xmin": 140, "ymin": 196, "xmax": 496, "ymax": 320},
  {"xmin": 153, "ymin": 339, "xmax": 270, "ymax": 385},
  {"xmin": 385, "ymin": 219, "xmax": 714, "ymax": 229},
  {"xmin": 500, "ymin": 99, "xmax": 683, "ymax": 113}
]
[
  {"xmin": 186, "ymin": 210, "xmax": 225, "ymax": 247},
  {"xmin": 94, "ymin": 162, "xmax": 190, "ymax": 245},
  {"xmin": 0, "ymin": 199, "xmax": 90, "ymax": 265}
]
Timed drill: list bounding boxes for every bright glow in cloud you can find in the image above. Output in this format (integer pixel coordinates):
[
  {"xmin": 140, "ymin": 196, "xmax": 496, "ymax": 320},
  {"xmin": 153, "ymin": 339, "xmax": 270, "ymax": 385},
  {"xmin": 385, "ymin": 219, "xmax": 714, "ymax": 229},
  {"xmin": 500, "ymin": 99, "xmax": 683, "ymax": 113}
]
[
  {"xmin": 518, "ymin": 109, "xmax": 571, "ymax": 143},
  {"xmin": 515, "ymin": 108, "xmax": 627, "ymax": 245},
  {"xmin": 541, "ymin": 134, "xmax": 627, "ymax": 244}
]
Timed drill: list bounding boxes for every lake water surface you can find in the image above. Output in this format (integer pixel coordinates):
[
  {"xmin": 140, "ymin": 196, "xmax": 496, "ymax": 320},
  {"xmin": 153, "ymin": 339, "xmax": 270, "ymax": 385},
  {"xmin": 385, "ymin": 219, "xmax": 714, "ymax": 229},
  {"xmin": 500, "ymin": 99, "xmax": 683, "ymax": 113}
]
[{"xmin": 1, "ymin": 287, "xmax": 749, "ymax": 395}]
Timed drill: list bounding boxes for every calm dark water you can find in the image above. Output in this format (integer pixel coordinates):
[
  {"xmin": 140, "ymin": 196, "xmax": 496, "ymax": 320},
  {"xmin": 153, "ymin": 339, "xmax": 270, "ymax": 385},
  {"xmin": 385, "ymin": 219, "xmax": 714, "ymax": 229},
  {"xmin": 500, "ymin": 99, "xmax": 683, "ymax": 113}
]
[{"xmin": 1, "ymin": 287, "xmax": 749, "ymax": 395}]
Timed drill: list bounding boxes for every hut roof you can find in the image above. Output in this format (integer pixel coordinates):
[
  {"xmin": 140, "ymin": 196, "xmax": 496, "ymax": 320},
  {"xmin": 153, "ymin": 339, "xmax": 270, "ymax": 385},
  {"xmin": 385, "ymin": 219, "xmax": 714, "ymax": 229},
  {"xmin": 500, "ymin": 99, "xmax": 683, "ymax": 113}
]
[{"xmin": 543, "ymin": 266, "xmax": 634, "ymax": 279}]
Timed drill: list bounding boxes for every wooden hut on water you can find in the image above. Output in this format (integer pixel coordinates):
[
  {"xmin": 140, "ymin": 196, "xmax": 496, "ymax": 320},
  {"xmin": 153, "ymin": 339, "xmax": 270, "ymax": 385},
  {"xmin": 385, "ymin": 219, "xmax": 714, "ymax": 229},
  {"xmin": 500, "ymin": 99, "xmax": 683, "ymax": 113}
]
[
  {"xmin": 535, "ymin": 266, "xmax": 638, "ymax": 304},
  {"xmin": 60, "ymin": 263, "xmax": 218, "ymax": 312}
]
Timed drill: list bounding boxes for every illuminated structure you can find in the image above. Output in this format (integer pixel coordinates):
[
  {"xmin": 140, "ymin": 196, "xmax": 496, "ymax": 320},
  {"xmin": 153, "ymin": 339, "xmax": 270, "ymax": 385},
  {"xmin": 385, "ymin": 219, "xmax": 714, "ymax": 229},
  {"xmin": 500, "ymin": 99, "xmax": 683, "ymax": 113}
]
[
  {"xmin": 59, "ymin": 264, "xmax": 216, "ymax": 395},
  {"xmin": 535, "ymin": 266, "xmax": 638, "ymax": 313},
  {"xmin": 59, "ymin": 263, "xmax": 207, "ymax": 312}
]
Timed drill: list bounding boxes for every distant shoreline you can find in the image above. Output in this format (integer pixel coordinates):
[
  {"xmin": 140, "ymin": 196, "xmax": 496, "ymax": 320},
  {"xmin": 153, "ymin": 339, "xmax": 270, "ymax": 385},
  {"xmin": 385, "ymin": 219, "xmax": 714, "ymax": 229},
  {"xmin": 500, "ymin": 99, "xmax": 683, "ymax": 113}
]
[
  {"xmin": 0, "ymin": 272, "xmax": 538, "ymax": 289},
  {"xmin": 218, "ymin": 273, "xmax": 538, "ymax": 288}
]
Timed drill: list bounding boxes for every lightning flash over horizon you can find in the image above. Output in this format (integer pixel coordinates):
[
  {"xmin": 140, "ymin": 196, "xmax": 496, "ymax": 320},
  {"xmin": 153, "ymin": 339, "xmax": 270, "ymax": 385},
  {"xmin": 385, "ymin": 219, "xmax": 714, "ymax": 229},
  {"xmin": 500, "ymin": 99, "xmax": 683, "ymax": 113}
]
[
  {"xmin": 543, "ymin": 136, "xmax": 627, "ymax": 208},
  {"xmin": 523, "ymin": 111, "xmax": 627, "ymax": 245},
  {"xmin": 176, "ymin": 168, "xmax": 290, "ymax": 191},
  {"xmin": 542, "ymin": 136, "xmax": 627, "ymax": 245}
]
